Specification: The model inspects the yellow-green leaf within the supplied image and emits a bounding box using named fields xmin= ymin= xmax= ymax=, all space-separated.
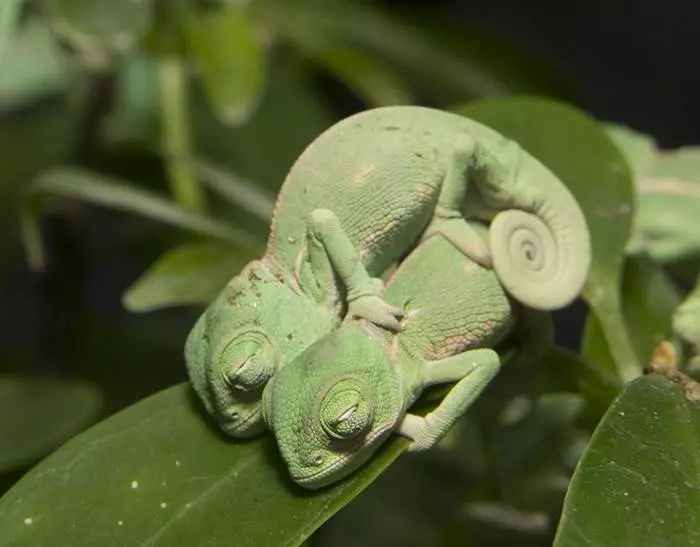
xmin=186 ymin=8 xmax=265 ymax=126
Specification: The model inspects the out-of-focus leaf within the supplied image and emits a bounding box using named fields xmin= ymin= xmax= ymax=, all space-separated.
xmin=554 ymin=373 xmax=700 ymax=546
xmin=123 ymin=242 xmax=262 ymax=312
xmin=20 ymin=167 xmax=257 ymax=270
xmin=0 ymin=375 xmax=102 ymax=472
xmin=635 ymin=148 xmax=700 ymax=264
xmin=310 ymin=47 xmax=412 ymax=107
xmin=604 ymin=123 xmax=657 ymax=181
xmin=454 ymin=97 xmax=638 ymax=381
xmin=185 ymin=7 xmax=265 ymax=126
xmin=44 ymin=0 xmax=152 ymax=58
xmin=0 ymin=383 xmax=409 ymax=547
xmin=102 ymin=52 xmax=160 ymax=145
xmin=583 ymin=254 xmax=684 ymax=375
xmin=281 ymin=19 xmax=413 ymax=108
xmin=0 ymin=19 xmax=73 ymax=110
xmin=0 ymin=0 xmax=24 ymax=64
xmin=264 ymin=1 xmax=509 ymax=99
xmin=192 ymin=60 xmax=332 ymax=192
xmin=539 ymin=347 xmax=621 ymax=420
xmin=263 ymin=1 xmax=570 ymax=105
xmin=495 ymin=393 xmax=585 ymax=478
xmin=186 ymin=155 xmax=275 ymax=222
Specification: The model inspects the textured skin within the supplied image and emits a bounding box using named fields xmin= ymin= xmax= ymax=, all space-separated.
xmin=185 ymin=106 xmax=590 ymax=438
xmin=262 ymin=235 xmax=540 ymax=489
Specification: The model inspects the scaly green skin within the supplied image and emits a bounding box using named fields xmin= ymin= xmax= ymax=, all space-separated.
xmin=185 ymin=106 xmax=590 ymax=438
xmin=262 ymin=234 xmax=552 ymax=489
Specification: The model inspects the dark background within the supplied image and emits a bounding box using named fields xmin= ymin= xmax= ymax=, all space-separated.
xmin=408 ymin=0 xmax=700 ymax=147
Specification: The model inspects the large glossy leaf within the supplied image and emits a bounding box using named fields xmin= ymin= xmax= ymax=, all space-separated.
xmin=582 ymin=254 xmax=683 ymax=375
xmin=0 ymin=383 xmax=409 ymax=547
xmin=454 ymin=97 xmax=638 ymax=381
xmin=123 ymin=242 xmax=262 ymax=312
xmin=554 ymin=373 xmax=700 ymax=546
xmin=0 ymin=375 xmax=102 ymax=472
xmin=185 ymin=7 xmax=265 ymax=126
xmin=20 ymin=166 xmax=256 ymax=270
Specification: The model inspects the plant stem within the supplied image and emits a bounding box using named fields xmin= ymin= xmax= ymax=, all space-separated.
xmin=159 ymin=55 xmax=207 ymax=212
xmin=596 ymin=296 xmax=641 ymax=383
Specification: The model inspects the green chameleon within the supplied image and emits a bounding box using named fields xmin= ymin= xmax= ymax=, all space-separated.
xmin=185 ymin=106 xmax=590 ymax=438
xmin=262 ymin=232 xmax=551 ymax=489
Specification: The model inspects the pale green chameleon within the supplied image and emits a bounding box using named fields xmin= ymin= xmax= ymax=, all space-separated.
xmin=185 ymin=106 xmax=590 ymax=438
xmin=262 ymin=232 xmax=552 ymax=489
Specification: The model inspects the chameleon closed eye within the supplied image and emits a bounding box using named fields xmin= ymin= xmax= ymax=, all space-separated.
xmin=320 ymin=380 xmax=375 ymax=440
xmin=220 ymin=331 xmax=278 ymax=392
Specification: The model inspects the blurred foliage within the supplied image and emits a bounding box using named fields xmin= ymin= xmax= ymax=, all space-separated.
xmin=1 ymin=1 xmax=700 ymax=546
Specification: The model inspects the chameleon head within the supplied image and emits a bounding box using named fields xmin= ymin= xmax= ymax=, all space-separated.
xmin=185 ymin=260 xmax=329 ymax=437
xmin=262 ymin=324 xmax=404 ymax=489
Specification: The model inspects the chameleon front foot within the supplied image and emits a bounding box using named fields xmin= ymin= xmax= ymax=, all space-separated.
xmin=346 ymin=294 xmax=405 ymax=332
xmin=398 ymin=348 xmax=501 ymax=450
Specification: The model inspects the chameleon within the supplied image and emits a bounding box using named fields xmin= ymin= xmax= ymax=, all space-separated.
xmin=262 ymin=231 xmax=552 ymax=489
xmin=184 ymin=105 xmax=590 ymax=438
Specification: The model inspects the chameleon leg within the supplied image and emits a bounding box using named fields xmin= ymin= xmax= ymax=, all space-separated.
xmin=398 ymin=348 xmax=500 ymax=451
xmin=307 ymin=208 xmax=404 ymax=331
xmin=423 ymin=137 xmax=492 ymax=267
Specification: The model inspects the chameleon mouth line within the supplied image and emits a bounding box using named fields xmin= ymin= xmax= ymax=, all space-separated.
xmin=292 ymin=421 xmax=397 ymax=486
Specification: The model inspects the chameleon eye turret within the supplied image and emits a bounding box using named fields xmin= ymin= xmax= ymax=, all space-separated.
xmin=219 ymin=330 xmax=277 ymax=392
xmin=319 ymin=379 xmax=375 ymax=441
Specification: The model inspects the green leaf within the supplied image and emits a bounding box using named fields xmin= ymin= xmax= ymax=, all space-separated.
xmin=0 ymin=375 xmax=102 ymax=472
xmin=20 ymin=166 xmax=257 ymax=271
xmin=635 ymin=148 xmax=700 ymax=264
xmin=185 ymin=7 xmax=265 ymax=126
xmin=453 ymin=97 xmax=639 ymax=381
xmin=263 ymin=1 xmax=569 ymax=104
xmin=583 ymin=254 xmax=684 ymax=374
xmin=554 ymin=373 xmax=700 ymax=546
xmin=306 ymin=46 xmax=412 ymax=107
xmin=0 ymin=19 xmax=73 ymax=110
xmin=192 ymin=59 xmax=332 ymax=192
xmin=123 ymin=242 xmax=262 ymax=312
xmin=603 ymin=123 xmax=657 ymax=182
xmin=185 ymin=155 xmax=275 ymax=222
xmin=44 ymin=0 xmax=152 ymax=59
xmin=0 ymin=383 xmax=409 ymax=546
xmin=0 ymin=0 xmax=24 ymax=64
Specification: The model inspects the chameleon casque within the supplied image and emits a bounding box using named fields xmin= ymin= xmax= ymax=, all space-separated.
xmin=262 ymin=233 xmax=549 ymax=489
xmin=185 ymin=106 xmax=591 ymax=438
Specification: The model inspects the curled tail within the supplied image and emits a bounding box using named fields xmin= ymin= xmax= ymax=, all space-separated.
xmin=475 ymin=138 xmax=591 ymax=311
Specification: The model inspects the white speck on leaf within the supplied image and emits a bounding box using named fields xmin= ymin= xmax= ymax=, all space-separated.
xmin=160 ymin=502 xmax=168 ymax=509
xmin=175 ymin=460 xmax=181 ymax=467
xmin=131 ymin=480 xmax=139 ymax=489
xmin=118 ymin=521 xmax=123 ymax=526
xmin=23 ymin=517 xmax=33 ymax=525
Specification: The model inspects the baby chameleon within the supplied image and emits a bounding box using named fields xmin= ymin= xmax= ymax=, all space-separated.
xmin=185 ymin=106 xmax=590 ymax=438
xmin=262 ymin=231 xmax=551 ymax=489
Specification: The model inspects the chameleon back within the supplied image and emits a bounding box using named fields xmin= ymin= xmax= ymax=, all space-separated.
xmin=386 ymin=232 xmax=517 ymax=365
